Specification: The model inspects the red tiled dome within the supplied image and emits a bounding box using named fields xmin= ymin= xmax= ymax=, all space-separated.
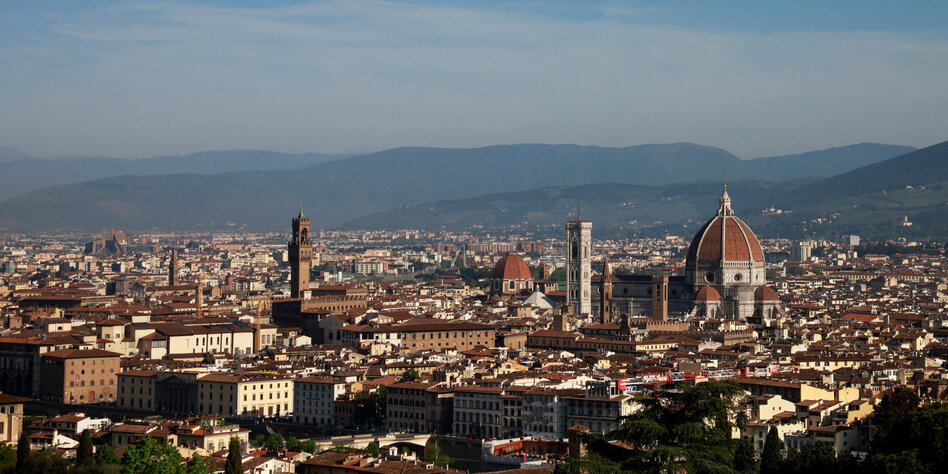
xmin=755 ymin=285 xmax=780 ymax=302
xmin=695 ymin=285 xmax=722 ymax=302
xmin=686 ymin=186 xmax=764 ymax=267
xmin=491 ymin=254 xmax=532 ymax=280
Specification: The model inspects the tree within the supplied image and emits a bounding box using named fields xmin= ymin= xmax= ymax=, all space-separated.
xmin=735 ymin=410 xmax=749 ymax=435
xmin=26 ymin=449 xmax=70 ymax=472
xmin=872 ymin=388 xmax=920 ymax=450
xmin=576 ymin=380 xmax=745 ymax=473
xmin=250 ymin=434 xmax=266 ymax=447
xmin=95 ymin=444 xmax=121 ymax=466
xmin=285 ymin=436 xmax=302 ymax=452
xmin=263 ymin=433 xmax=284 ymax=451
xmin=15 ymin=432 xmax=29 ymax=474
xmin=866 ymin=449 xmax=930 ymax=474
xmin=366 ymin=441 xmax=379 ymax=457
xmin=121 ymin=436 xmax=195 ymax=474
xmin=871 ymin=402 xmax=948 ymax=471
xmin=186 ymin=454 xmax=212 ymax=474
xmin=401 ymin=369 xmax=420 ymax=382
xmin=225 ymin=437 xmax=243 ymax=474
xmin=796 ymin=442 xmax=838 ymax=472
xmin=427 ymin=442 xmax=452 ymax=467
xmin=732 ymin=438 xmax=756 ymax=473
xmin=301 ymin=440 xmax=317 ymax=454
xmin=77 ymin=429 xmax=94 ymax=466
xmin=761 ymin=426 xmax=782 ymax=474
xmin=0 ymin=445 xmax=16 ymax=472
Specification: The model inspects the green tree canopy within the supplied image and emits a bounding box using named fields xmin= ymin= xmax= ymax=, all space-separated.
xmin=95 ymin=444 xmax=121 ymax=466
xmin=366 ymin=441 xmax=379 ymax=457
xmin=568 ymin=380 xmax=746 ymax=473
xmin=225 ymin=437 xmax=243 ymax=474
xmin=760 ymin=426 xmax=782 ymax=474
xmin=77 ymin=429 xmax=94 ymax=466
xmin=15 ymin=431 xmax=29 ymax=474
xmin=427 ymin=442 xmax=453 ymax=467
xmin=401 ymin=368 xmax=420 ymax=382
xmin=263 ymin=433 xmax=284 ymax=451
xmin=121 ymin=437 xmax=208 ymax=474
xmin=871 ymin=387 xmax=920 ymax=450
xmin=26 ymin=449 xmax=70 ymax=473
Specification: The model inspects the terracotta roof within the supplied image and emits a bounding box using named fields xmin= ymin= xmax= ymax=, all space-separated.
xmin=42 ymin=348 xmax=120 ymax=359
xmin=755 ymin=285 xmax=780 ymax=302
xmin=491 ymin=254 xmax=532 ymax=280
xmin=0 ymin=393 xmax=30 ymax=404
xmin=696 ymin=285 xmax=722 ymax=302
xmin=687 ymin=216 xmax=764 ymax=264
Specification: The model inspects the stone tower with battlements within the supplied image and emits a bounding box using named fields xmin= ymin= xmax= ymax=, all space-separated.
xmin=169 ymin=248 xmax=179 ymax=286
xmin=288 ymin=208 xmax=313 ymax=299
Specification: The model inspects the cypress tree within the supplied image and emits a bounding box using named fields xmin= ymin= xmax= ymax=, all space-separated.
xmin=225 ymin=437 xmax=243 ymax=474
xmin=760 ymin=425 xmax=782 ymax=474
xmin=76 ymin=429 xmax=93 ymax=466
xmin=15 ymin=432 xmax=29 ymax=474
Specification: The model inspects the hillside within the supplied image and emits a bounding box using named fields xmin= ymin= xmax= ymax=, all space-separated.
xmin=0 ymin=149 xmax=345 ymax=202
xmin=0 ymin=141 xmax=926 ymax=234
xmin=745 ymin=141 xmax=948 ymax=239
xmin=0 ymin=143 xmax=768 ymax=232
xmin=746 ymin=143 xmax=916 ymax=180
xmin=344 ymin=181 xmax=796 ymax=232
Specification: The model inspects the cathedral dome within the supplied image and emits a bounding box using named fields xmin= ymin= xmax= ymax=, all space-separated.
xmin=754 ymin=285 xmax=780 ymax=302
xmin=491 ymin=254 xmax=532 ymax=280
xmin=695 ymin=285 xmax=722 ymax=302
xmin=685 ymin=185 xmax=764 ymax=269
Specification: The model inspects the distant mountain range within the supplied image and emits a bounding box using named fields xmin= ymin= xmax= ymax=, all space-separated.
xmin=349 ymin=142 xmax=948 ymax=239
xmin=745 ymin=143 xmax=916 ymax=180
xmin=0 ymin=149 xmax=347 ymax=202
xmin=0 ymin=141 xmax=933 ymax=237
xmin=744 ymin=141 xmax=948 ymax=238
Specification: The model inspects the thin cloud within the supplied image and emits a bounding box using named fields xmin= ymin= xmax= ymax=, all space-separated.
xmin=0 ymin=0 xmax=947 ymax=158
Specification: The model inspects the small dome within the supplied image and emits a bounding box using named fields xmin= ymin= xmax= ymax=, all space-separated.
xmin=695 ymin=285 xmax=722 ymax=302
xmin=755 ymin=285 xmax=780 ymax=302
xmin=491 ymin=254 xmax=532 ymax=280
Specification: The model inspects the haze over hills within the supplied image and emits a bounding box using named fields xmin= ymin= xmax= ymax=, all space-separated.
xmin=745 ymin=143 xmax=916 ymax=180
xmin=0 ymin=149 xmax=347 ymax=202
xmin=350 ymin=141 xmax=948 ymax=239
xmin=0 ymin=142 xmax=924 ymax=235
xmin=745 ymin=140 xmax=948 ymax=238
xmin=344 ymin=181 xmax=796 ymax=233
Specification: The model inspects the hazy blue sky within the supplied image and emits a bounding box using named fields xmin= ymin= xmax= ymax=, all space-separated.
xmin=2 ymin=1 xmax=947 ymax=158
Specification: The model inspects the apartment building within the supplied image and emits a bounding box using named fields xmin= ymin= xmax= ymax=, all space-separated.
xmin=565 ymin=393 xmax=636 ymax=437
xmin=197 ymin=373 xmax=293 ymax=418
xmin=522 ymin=387 xmax=584 ymax=440
xmin=117 ymin=371 xmax=199 ymax=413
xmin=386 ymin=382 xmax=438 ymax=432
xmin=39 ymin=348 xmax=121 ymax=403
xmin=118 ymin=369 xmax=157 ymax=410
xmin=341 ymin=320 xmax=495 ymax=352
xmin=294 ymin=376 xmax=346 ymax=426
xmin=453 ymin=386 xmax=506 ymax=439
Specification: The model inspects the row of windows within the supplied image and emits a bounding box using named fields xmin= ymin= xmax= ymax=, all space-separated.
xmin=69 ymin=379 xmax=114 ymax=387
xmin=70 ymin=368 xmax=114 ymax=375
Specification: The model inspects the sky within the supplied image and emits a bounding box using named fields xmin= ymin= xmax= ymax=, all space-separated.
xmin=1 ymin=0 xmax=948 ymax=159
